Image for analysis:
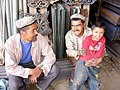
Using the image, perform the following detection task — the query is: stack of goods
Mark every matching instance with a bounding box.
[51,0,96,59]
[100,0,120,60]
[51,3,66,59]
[62,0,96,5]
[34,12,52,35]
[28,0,60,8]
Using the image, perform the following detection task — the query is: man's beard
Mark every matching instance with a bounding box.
[32,35,38,42]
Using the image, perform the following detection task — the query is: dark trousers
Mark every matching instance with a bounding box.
[8,62,59,90]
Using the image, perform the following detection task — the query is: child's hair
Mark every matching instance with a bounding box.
[91,21,106,31]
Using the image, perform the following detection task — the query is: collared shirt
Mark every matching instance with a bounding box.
[4,33,56,78]
[65,27,92,60]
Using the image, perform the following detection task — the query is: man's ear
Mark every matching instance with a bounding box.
[84,22,86,28]
[20,30,26,35]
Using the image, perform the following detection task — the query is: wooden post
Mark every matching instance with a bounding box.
[83,5,90,28]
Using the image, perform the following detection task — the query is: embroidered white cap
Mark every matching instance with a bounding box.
[70,14,85,21]
[16,16,36,28]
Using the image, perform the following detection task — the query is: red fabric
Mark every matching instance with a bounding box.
[80,35,106,61]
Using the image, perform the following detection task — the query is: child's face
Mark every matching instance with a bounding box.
[92,27,105,41]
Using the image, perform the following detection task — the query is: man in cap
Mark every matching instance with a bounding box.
[4,16,59,90]
[65,13,91,74]
[65,13,91,89]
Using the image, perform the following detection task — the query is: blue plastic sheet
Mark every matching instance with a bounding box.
[0,79,8,90]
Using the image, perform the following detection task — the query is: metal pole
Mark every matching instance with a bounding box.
[9,0,13,35]
[23,0,27,14]
[19,0,23,12]
[13,0,19,34]
[6,0,12,37]
[2,0,7,42]
[0,0,2,46]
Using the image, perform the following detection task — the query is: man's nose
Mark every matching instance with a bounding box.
[74,26,78,29]
[35,30,38,35]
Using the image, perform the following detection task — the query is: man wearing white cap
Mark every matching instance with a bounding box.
[65,13,91,89]
[4,16,59,90]
[65,13,91,73]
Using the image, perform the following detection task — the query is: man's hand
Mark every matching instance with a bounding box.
[33,67,43,77]
[77,48,86,56]
[29,67,43,84]
[29,67,43,77]
[29,75,37,84]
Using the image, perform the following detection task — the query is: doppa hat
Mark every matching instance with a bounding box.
[70,14,85,21]
[16,16,36,28]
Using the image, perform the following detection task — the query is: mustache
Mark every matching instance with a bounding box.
[74,30,79,32]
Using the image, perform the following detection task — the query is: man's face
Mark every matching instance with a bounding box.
[92,27,105,41]
[71,20,84,37]
[23,23,38,42]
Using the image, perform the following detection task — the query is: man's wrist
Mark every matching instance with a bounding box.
[37,67,43,73]
[29,69,33,75]
[77,51,80,56]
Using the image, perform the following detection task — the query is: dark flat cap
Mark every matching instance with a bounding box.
[16,16,35,28]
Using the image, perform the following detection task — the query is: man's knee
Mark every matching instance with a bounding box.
[69,57,77,67]
[9,75,25,90]
[50,64,59,78]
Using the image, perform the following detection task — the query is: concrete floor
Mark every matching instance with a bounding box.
[48,71,120,90]
[1,56,120,90]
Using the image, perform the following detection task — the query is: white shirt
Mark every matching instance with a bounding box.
[65,27,92,60]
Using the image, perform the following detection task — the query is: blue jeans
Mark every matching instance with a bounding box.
[70,60,100,90]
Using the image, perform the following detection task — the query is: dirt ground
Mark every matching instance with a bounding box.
[27,56,120,90]
[99,56,120,90]
[52,56,120,90]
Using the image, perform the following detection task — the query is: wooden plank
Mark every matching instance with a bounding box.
[100,13,118,26]
[0,66,8,79]
[103,0,120,8]
[100,7,120,25]
[83,5,90,27]
[103,3,120,15]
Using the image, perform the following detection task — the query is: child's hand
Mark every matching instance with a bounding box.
[85,60,93,67]
[92,59,100,68]
[85,59,100,68]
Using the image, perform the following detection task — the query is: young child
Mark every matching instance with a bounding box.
[71,21,106,90]
[80,21,106,68]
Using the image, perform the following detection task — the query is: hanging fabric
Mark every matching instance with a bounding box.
[0,0,6,66]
